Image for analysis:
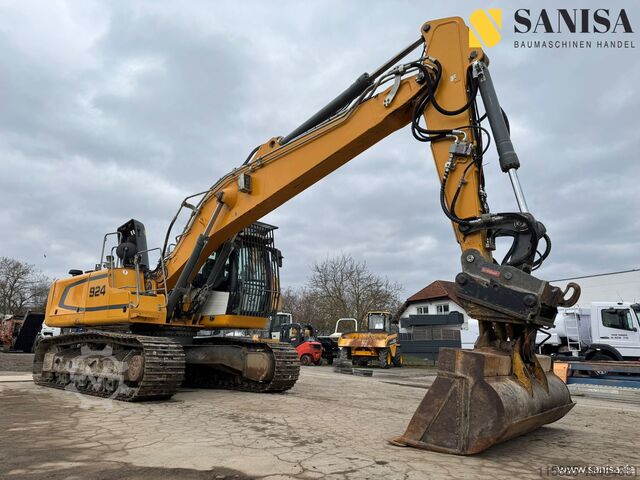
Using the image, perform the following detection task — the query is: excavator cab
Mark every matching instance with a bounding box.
[267,312,293,339]
[181,221,283,324]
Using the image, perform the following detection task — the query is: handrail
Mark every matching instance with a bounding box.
[129,247,167,309]
[99,232,121,269]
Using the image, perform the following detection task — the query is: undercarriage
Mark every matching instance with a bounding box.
[33,330,299,401]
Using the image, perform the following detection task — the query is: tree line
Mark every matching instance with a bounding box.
[279,253,403,334]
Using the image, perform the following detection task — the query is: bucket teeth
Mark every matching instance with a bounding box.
[511,346,534,396]
[532,353,550,393]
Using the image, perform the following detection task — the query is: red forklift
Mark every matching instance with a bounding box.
[266,312,324,365]
[278,323,323,366]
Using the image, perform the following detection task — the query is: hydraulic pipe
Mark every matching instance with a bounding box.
[281,38,424,145]
[166,198,225,317]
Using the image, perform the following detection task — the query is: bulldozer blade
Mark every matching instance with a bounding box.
[390,348,574,455]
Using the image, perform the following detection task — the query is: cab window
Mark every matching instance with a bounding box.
[368,313,386,330]
[601,308,636,331]
[272,313,291,329]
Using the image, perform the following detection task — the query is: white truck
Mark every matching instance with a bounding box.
[536,301,640,360]
[462,302,640,361]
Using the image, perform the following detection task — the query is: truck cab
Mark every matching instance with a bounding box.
[589,302,640,359]
[537,302,640,360]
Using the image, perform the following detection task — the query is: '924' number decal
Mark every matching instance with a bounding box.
[89,285,106,297]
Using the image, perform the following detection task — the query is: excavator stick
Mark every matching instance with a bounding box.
[391,348,574,455]
[386,18,581,454]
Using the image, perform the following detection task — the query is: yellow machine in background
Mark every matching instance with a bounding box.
[338,311,403,368]
[34,17,581,454]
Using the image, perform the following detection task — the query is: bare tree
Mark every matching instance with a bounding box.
[0,257,51,315]
[279,286,324,331]
[279,286,301,315]
[305,253,403,333]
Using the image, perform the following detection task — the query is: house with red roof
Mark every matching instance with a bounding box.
[397,280,478,360]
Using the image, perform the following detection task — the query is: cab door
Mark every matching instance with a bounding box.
[595,306,640,358]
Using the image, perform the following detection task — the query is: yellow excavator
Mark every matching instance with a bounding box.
[34,17,581,454]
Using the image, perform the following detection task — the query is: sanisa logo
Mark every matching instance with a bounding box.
[469,9,503,48]
[469,8,635,50]
[514,9,633,34]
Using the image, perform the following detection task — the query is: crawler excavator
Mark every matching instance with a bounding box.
[34,17,581,454]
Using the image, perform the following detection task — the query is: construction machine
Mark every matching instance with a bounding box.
[329,318,359,341]
[0,311,45,353]
[279,323,324,366]
[316,318,360,366]
[34,16,580,454]
[316,333,341,366]
[338,311,403,368]
[265,313,324,365]
[266,311,293,340]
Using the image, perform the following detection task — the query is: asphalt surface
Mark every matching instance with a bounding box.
[1,353,640,479]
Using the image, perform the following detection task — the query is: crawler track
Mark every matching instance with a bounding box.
[33,332,185,401]
[33,332,299,400]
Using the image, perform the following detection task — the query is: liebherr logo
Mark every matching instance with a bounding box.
[469,9,503,48]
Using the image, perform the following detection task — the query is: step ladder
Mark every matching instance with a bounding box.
[565,314,581,356]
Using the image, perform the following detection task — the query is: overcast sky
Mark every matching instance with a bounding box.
[0,1,638,299]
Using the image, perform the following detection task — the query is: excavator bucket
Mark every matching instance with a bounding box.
[390,347,574,455]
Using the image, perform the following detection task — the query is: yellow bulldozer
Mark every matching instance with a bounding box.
[338,311,403,368]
